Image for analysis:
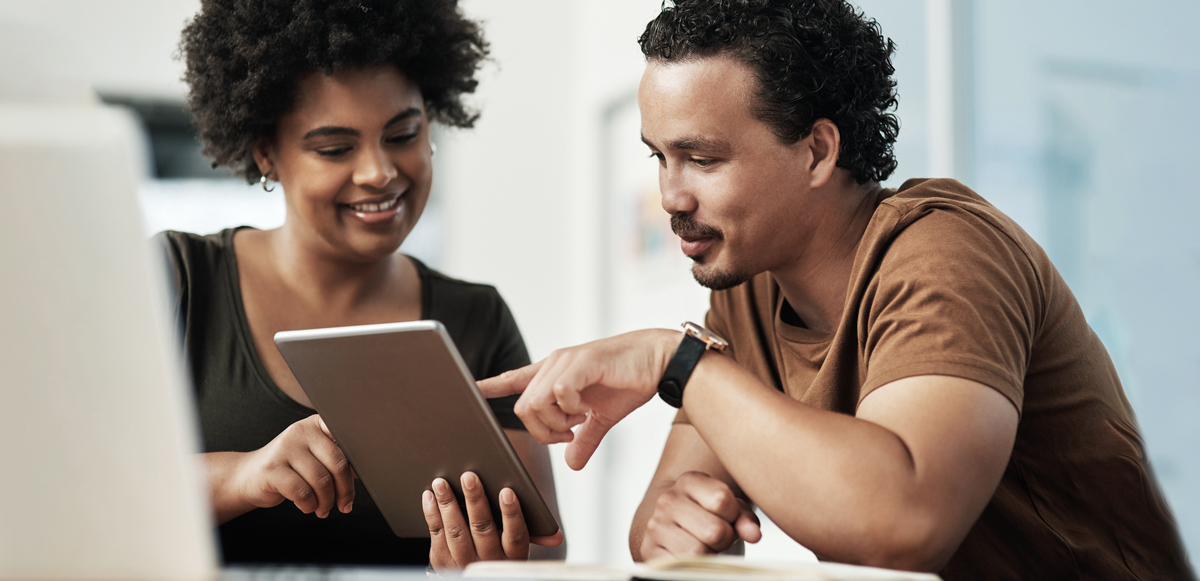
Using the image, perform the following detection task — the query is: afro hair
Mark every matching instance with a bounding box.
[180,0,488,183]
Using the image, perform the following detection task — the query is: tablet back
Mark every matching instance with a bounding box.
[273,321,559,538]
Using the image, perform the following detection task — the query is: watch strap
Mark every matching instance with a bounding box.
[657,333,708,408]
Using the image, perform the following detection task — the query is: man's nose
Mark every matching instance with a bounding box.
[659,165,697,216]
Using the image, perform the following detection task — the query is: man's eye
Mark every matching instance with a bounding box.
[691,158,715,167]
[648,152,665,163]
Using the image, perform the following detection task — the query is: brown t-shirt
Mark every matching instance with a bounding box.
[688,179,1192,580]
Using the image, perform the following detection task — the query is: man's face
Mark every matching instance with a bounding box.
[639,56,818,290]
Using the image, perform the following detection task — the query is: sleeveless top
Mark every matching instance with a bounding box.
[157,228,529,565]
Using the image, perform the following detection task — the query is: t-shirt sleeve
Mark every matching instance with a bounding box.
[860,208,1040,414]
[482,293,532,431]
[151,231,188,346]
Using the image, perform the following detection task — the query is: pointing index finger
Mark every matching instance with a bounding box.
[477,360,543,399]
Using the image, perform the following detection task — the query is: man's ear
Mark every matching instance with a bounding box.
[251,138,275,178]
[806,119,841,189]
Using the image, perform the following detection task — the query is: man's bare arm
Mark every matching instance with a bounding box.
[684,353,1018,571]
[480,329,1018,571]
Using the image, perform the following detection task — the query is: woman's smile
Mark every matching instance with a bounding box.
[340,191,406,225]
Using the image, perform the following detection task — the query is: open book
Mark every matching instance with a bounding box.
[463,555,942,580]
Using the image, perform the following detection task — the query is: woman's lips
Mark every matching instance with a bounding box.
[341,194,404,224]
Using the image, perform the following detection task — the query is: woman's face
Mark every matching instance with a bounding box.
[258,64,432,262]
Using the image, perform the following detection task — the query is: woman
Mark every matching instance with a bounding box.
[165,0,563,569]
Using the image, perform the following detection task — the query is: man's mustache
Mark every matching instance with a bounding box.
[670,214,723,240]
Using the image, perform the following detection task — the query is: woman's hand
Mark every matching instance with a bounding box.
[205,414,356,524]
[423,471,564,572]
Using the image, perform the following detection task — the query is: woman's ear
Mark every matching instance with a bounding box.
[251,138,275,179]
[806,119,841,189]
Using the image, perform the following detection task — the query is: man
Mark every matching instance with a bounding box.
[481,0,1193,578]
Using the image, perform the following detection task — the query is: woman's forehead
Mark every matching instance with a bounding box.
[285,65,425,129]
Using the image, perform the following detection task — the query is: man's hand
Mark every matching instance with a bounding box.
[478,329,681,470]
[640,471,761,561]
[422,472,564,572]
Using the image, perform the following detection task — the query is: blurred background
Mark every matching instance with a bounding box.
[1,0,1196,567]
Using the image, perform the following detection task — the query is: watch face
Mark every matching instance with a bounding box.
[682,321,729,351]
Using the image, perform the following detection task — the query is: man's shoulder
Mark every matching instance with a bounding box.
[873,178,1041,262]
[882,178,1021,231]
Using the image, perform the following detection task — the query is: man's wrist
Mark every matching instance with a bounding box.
[657,322,728,409]
[655,328,685,379]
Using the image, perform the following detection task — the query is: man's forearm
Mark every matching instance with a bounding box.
[681,354,979,571]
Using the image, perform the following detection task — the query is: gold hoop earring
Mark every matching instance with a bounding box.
[260,173,275,193]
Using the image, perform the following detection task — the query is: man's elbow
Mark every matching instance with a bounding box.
[840,507,962,573]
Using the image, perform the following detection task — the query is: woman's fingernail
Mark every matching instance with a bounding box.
[500,488,516,505]
[433,478,449,495]
[423,490,434,506]
[462,472,477,490]
[342,501,353,513]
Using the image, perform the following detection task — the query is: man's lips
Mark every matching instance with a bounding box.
[679,235,716,257]
[671,214,722,258]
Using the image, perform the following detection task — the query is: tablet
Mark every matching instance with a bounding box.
[273,320,559,538]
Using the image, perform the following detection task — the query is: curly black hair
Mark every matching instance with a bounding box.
[180,0,488,183]
[639,0,899,184]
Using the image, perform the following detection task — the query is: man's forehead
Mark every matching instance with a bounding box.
[638,55,759,147]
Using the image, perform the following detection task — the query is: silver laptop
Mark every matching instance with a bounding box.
[0,95,218,580]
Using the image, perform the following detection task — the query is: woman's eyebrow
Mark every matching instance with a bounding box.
[383,107,422,129]
[302,108,423,140]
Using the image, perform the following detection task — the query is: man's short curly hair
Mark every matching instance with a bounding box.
[181,0,488,183]
[639,0,900,184]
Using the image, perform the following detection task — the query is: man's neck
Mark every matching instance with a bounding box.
[771,179,884,334]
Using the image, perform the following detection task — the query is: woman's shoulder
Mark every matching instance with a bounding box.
[155,228,239,268]
[410,256,508,307]
[409,256,520,341]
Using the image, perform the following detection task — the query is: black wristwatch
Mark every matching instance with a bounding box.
[657,321,728,408]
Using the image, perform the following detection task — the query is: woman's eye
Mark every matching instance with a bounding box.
[386,133,418,145]
[314,147,350,158]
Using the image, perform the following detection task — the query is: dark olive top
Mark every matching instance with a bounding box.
[157,228,528,566]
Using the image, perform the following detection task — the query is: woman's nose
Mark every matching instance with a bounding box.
[353,144,399,190]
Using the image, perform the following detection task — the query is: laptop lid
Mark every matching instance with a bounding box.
[0,98,218,580]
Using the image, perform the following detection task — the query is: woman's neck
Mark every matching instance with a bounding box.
[259,224,406,315]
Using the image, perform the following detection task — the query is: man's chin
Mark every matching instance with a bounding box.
[691,263,750,291]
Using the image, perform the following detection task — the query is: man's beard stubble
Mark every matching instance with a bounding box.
[670,213,751,291]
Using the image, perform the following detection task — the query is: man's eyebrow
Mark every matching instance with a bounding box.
[302,108,423,139]
[670,136,732,154]
[641,133,732,154]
